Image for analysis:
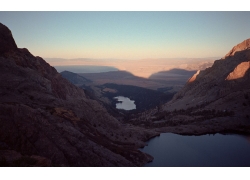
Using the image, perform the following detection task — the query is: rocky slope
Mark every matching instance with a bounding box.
[167,38,250,113]
[132,39,250,135]
[0,23,157,166]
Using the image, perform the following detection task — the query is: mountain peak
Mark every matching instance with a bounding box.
[225,38,250,58]
[0,23,18,54]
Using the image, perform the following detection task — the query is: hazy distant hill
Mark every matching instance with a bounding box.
[60,70,92,85]
[149,68,196,84]
[55,65,119,73]
[79,70,187,92]
[45,57,216,78]
[79,71,170,90]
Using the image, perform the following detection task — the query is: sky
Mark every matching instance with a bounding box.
[0,11,250,60]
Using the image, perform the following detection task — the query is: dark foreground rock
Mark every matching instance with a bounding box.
[0,22,157,166]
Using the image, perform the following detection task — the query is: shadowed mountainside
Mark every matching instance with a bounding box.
[150,68,196,77]
[60,70,175,121]
[55,65,119,74]
[79,71,169,90]
[132,39,250,135]
[57,66,209,94]
[149,68,196,84]
[0,23,157,166]
[60,70,92,86]
[79,70,188,92]
[168,38,250,112]
[83,83,175,115]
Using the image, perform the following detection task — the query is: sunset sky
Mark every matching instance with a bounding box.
[0,11,250,60]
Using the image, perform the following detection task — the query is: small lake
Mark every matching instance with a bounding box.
[114,96,136,110]
[140,133,250,167]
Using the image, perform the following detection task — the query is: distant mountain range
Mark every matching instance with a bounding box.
[45,57,216,78]
[55,65,119,74]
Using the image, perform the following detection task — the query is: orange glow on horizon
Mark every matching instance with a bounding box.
[46,58,214,78]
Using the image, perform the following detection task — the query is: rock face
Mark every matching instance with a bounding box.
[226,61,250,80]
[165,39,250,119]
[133,39,250,136]
[225,38,250,57]
[0,24,17,54]
[0,23,156,166]
[187,70,200,83]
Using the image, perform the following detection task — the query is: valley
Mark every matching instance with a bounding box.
[58,41,250,166]
[1,21,250,167]
[60,69,187,121]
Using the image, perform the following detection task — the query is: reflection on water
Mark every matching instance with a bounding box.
[114,96,136,110]
[140,133,250,167]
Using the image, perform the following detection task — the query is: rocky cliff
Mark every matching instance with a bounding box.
[0,23,156,166]
[166,38,250,116]
[133,39,250,135]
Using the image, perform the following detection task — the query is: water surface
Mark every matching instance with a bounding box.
[140,133,250,167]
[114,96,136,110]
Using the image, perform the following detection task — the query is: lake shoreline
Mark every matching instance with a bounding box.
[114,96,136,111]
[140,132,250,167]
[138,116,250,166]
